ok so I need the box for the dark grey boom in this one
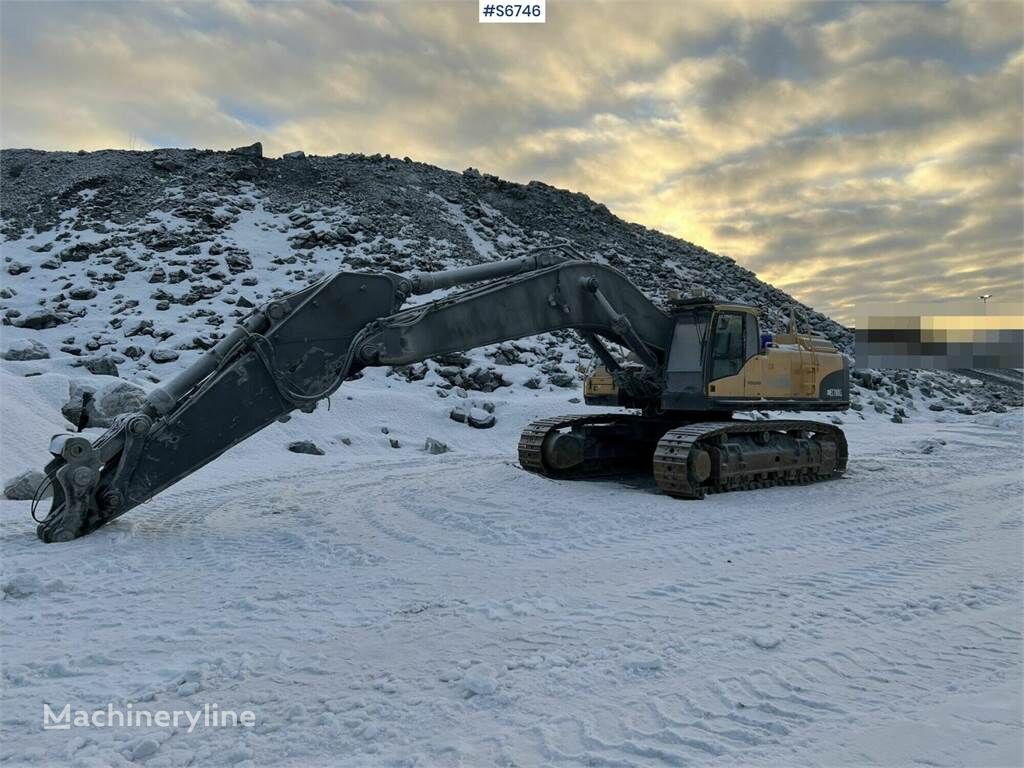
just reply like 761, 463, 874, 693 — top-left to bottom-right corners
36, 246, 672, 542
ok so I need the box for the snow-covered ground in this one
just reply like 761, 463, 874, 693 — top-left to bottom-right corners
1, 367, 1021, 767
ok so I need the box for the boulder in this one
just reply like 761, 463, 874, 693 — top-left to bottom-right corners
224, 252, 253, 273
3, 469, 51, 500
124, 319, 155, 337
433, 352, 472, 368
1, 338, 49, 361
152, 154, 182, 172
95, 381, 147, 423
468, 408, 496, 429
229, 141, 263, 158
546, 369, 576, 388
424, 438, 449, 454
466, 368, 509, 392
58, 241, 107, 263
149, 348, 180, 364
82, 356, 119, 376
68, 286, 98, 300
62, 380, 96, 427
13, 310, 70, 330
392, 363, 429, 382
288, 440, 324, 456
62, 379, 146, 429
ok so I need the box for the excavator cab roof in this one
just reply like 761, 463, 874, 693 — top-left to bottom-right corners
667, 296, 759, 316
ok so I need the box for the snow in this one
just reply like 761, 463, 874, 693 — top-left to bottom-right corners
430, 193, 498, 260
1, 366, 1021, 767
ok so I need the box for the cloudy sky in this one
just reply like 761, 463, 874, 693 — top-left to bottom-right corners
2, 0, 1021, 321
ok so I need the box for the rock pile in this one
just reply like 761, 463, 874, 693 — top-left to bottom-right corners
0, 144, 1019, 419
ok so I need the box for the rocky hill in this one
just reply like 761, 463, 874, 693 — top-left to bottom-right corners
0, 143, 850, 339
0, 142, 1018, 427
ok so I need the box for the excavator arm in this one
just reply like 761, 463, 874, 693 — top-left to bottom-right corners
35, 247, 673, 542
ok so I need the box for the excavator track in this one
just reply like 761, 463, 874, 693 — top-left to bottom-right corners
518, 413, 669, 478
653, 420, 847, 499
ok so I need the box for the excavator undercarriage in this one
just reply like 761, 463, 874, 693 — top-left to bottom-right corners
34, 246, 851, 542
518, 415, 847, 496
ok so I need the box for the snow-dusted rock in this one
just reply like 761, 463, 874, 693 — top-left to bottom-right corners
468, 407, 496, 429
3, 469, 50, 500
62, 379, 146, 429
288, 440, 324, 456
751, 633, 782, 650
546, 368, 576, 388
461, 665, 499, 696
81, 356, 118, 376
1, 338, 49, 361
2, 574, 44, 598
67, 285, 97, 300
424, 437, 450, 454
13, 310, 69, 330
149, 348, 180, 364
95, 381, 147, 422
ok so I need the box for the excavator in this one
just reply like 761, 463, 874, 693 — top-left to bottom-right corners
34, 245, 849, 542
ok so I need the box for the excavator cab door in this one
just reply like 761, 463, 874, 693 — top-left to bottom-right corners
705, 309, 764, 399
708, 312, 745, 379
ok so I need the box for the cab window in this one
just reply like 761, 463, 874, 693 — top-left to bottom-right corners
710, 312, 745, 379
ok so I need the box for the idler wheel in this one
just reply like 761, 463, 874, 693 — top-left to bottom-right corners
541, 431, 585, 471
688, 448, 712, 483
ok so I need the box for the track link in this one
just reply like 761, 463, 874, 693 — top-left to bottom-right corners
653, 420, 848, 499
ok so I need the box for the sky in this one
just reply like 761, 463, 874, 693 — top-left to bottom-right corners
1, 0, 1021, 322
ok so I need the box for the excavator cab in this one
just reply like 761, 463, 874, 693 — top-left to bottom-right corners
587, 298, 848, 413
662, 298, 848, 411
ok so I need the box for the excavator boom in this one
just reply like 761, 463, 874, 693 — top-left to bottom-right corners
35, 247, 672, 542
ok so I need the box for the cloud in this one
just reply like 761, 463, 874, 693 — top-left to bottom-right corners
1, 0, 1020, 323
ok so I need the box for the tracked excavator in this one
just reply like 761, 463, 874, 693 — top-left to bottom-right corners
34, 245, 849, 542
